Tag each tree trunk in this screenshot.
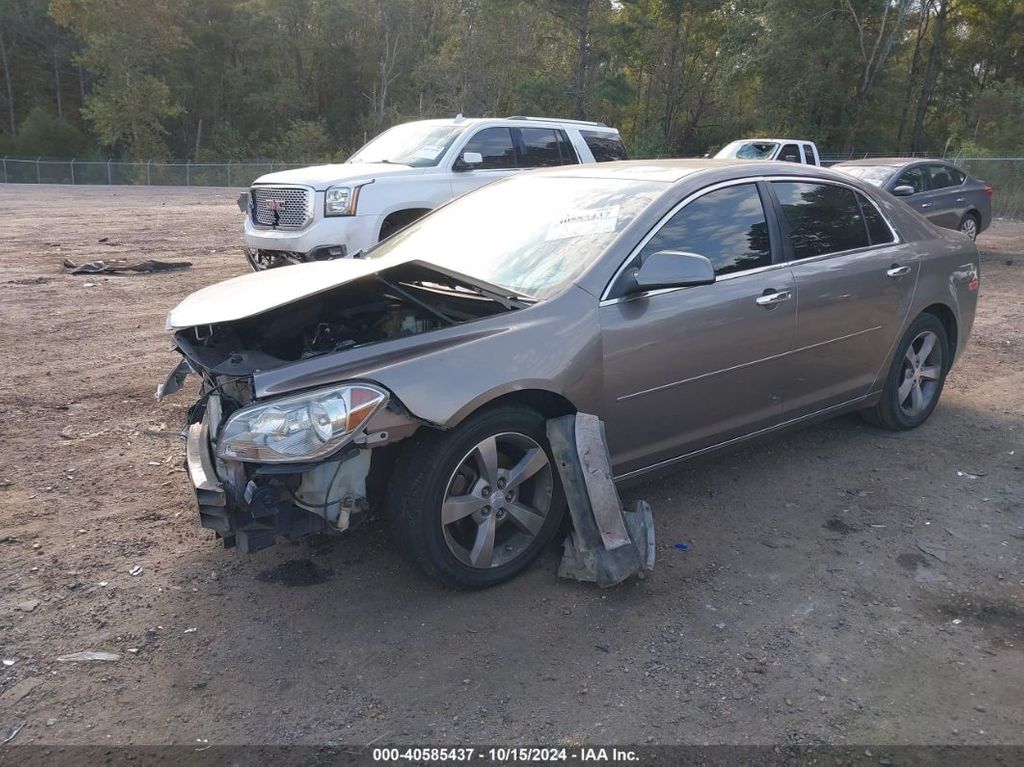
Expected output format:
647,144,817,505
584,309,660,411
53,46,63,119
841,0,911,154
0,26,15,136
574,2,591,119
910,0,949,154
895,4,931,152
661,4,683,143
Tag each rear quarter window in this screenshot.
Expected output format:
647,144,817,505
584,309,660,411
581,131,628,162
519,127,564,167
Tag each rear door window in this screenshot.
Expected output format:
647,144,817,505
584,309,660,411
778,144,801,163
581,130,628,162
772,181,871,259
461,128,517,169
857,192,896,245
556,130,579,164
639,183,773,277
520,128,576,167
803,145,816,165
894,166,929,193
925,163,963,189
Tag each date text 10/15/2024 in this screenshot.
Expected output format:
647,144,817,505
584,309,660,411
372,747,641,762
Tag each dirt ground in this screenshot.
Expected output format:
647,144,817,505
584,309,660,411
0,185,1021,747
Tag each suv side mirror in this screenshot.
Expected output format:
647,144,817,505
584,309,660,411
892,185,915,197
454,151,483,171
630,251,716,293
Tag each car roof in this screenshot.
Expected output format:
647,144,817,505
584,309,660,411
835,157,952,168
724,138,813,145
532,158,846,184
403,116,619,133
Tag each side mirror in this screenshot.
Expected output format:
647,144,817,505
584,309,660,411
892,185,915,197
630,251,716,293
455,151,483,171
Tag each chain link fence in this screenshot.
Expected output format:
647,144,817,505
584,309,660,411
0,157,309,188
2,154,1022,219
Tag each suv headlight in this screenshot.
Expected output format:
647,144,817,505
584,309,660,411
325,186,359,216
216,384,388,463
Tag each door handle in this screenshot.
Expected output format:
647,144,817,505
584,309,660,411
755,290,792,307
887,265,912,279
955,197,965,203
920,202,932,208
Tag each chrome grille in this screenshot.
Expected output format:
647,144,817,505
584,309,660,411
250,186,312,229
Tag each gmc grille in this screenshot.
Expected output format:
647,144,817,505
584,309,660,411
250,186,312,229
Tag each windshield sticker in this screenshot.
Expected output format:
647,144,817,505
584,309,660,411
413,145,445,159
545,205,621,241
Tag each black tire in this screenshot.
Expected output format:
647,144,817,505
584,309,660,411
862,313,950,430
957,212,980,241
385,405,566,589
244,247,264,271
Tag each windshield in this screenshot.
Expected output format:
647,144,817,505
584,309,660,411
834,164,896,187
715,141,778,160
348,123,464,167
366,176,665,300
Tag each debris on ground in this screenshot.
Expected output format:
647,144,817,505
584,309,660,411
56,651,122,662
957,470,986,479
62,257,192,275
2,722,25,745
916,540,948,562
17,599,40,612
129,564,144,576
548,413,655,587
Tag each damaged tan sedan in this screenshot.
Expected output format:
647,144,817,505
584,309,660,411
161,160,980,588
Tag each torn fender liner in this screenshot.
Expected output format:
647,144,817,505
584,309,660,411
155,358,192,400
547,413,655,587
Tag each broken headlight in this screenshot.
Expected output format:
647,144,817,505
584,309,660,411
216,384,388,463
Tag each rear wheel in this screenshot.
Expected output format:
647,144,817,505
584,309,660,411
957,212,979,240
385,405,565,589
862,313,949,430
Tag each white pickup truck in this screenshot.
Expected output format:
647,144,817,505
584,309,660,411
714,138,821,165
240,116,628,270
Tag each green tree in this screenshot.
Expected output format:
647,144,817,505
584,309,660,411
51,0,185,158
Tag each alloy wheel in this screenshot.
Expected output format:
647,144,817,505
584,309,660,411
441,432,554,570
960,216,978,240
898,330,944,418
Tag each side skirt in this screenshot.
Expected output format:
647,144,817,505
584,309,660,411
614,393,877,483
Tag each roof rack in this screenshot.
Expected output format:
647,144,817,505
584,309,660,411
506,115,609,128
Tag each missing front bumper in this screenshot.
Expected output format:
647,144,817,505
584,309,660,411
183,413,361,553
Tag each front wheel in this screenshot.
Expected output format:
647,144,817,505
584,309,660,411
862,313,949,430
385,406,566,589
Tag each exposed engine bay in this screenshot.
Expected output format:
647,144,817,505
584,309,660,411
165,261,530,553
172,261,522,377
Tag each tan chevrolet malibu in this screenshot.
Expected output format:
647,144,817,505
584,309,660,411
159,160,980,588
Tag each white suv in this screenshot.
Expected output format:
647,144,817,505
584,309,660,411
241,116,627,270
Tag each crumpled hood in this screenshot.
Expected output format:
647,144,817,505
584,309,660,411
253,162,419,190
166,255,415,330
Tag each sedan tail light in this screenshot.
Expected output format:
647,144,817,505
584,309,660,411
984,185,994,198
